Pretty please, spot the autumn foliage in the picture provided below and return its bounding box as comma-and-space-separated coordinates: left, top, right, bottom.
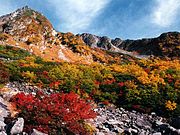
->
0, 61, 10, 84
10, 91, 96, 134
1, 44, 179, 119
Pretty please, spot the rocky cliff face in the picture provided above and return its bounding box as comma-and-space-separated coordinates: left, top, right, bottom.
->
80, 32, 180, 59
80, 33, 123, 52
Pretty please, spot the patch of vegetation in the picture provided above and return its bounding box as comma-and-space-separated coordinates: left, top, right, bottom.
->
5, 54, 180, 118
0, 60, 10, 85
0, 45, 30, 60
0, 44, 179, 135
10, 91, 96, 134
23, 9, 33, 17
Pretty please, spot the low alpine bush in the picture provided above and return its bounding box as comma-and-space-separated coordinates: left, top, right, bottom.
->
10, 91, 97, 134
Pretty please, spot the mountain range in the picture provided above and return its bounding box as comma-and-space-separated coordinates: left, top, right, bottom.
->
0, 6, 179, 64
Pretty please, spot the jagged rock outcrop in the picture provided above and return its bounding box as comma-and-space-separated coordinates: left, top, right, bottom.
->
80, 32, 180, 59
80, 33, 123, 51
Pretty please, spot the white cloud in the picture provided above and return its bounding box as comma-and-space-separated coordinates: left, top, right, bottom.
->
0, 1, 16, 16
151, 0, 180, 27
47, 0, 110, 33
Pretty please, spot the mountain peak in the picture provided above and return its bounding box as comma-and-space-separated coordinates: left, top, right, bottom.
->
16, 5, 31, 12
0, 6, 35, 21
0, 6, 53, 36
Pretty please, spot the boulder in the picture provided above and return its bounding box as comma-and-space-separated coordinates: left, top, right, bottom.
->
10, 118, 24, 134
31, 129, 48, 135
0, 131, 7, 135
153, 132, 162, 135
0, 121, 6, 131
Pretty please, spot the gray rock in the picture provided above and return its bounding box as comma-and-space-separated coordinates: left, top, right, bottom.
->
31, 129, 48, 135
175, 129, 180, 135
116, 127, 124, 133
103, 127, 109, 132
153, 132, 162, 135
95, 132, 104, 135
169, 126, 176, 132
107, 119, 119, 125
10, 118, 24, 134
151, 112, 156, 115
0, 121, 6, 131
121, 113, 129, 121
83, 104, 171, 134
132, 110, 137, 113
155, 120, 164, 126
0, 131, 7, 135
22, 132, 28, 135
107, 131, 116, 135
96, 116, 106, 123
0, 97, 10, 119
97, 124, 103, 129
129, 128, 138, 133
136, 117, 151, 129
139, 130, 147, 135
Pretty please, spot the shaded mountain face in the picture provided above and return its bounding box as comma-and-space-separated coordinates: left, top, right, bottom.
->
80, 32, 180, 59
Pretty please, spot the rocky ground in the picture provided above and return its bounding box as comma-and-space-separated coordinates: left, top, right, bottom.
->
0, 82, 180, 135
90, 105, 180, 135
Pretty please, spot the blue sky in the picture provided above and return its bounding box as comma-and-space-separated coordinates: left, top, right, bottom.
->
0, 0, 180, 39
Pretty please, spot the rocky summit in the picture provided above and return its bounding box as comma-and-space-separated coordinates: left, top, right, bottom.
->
0, 6, 180, 135
0, 6, 133, 64
80, 32, 180, 59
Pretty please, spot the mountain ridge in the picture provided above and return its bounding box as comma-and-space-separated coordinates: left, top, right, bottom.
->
80, 31, 180, 59
0, 6, 179, 64
0, 6, 137, 64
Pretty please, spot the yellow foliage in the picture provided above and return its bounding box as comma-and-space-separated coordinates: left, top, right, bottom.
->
124, 80, 138, 89
26, 35, 42, 44
174, 80, 180, 89
0, 33, 10, 40
109, 59, 180, 87
18, 56, 41, 68
165, 100, 177, 111
22, 71, 36, 82
84, 123, 96, 135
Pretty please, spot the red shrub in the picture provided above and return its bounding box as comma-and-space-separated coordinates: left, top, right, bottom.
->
118, 82, 124, 87
0, 61, 10, 84
103, 79, 116, 85
10, 91, 97, 134
49, 81, 61, 89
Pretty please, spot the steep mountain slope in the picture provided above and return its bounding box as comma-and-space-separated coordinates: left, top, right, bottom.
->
0, 6, 135, 64
80, 32, 180, 59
